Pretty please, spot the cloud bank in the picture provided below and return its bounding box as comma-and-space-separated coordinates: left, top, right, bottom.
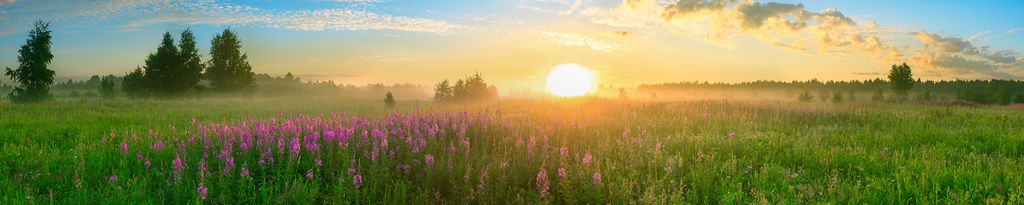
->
0, 0, 473, 35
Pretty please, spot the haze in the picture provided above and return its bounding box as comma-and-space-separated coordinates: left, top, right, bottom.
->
1, 0, 1023, 94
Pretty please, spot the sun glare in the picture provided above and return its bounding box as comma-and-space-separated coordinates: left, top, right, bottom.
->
546, 64, 593, 97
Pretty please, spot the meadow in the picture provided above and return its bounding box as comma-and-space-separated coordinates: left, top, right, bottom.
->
1, 98, 1023, 204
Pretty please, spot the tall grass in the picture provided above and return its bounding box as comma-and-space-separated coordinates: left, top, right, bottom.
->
1, 99, 1022, 204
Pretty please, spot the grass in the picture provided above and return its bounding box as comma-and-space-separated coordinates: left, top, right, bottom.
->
1, 98, 1023, 204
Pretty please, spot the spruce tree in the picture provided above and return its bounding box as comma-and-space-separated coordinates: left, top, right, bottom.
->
178, 28, 205, 97
4, 20, 55, 103
144, 32, 180, 99
206, 28, 256, 95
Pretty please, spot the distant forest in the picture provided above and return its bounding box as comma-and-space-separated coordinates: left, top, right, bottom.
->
633, 78, 1024, 104
0, 72, 432, 100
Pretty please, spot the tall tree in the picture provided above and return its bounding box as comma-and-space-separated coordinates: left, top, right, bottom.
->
122, 66, 148, 99
100, 75, 117, 99
996, 87, 1011, 105
206, 28, 256, 94
887, 62, 914, 100
433, 79, 452, 102
4, 20, 55, 103
144, 32, 180, 99
178, 28, 205, 97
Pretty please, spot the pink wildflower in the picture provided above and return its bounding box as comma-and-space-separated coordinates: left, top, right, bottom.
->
119, 142, 128, 155
558, 168, 566, 178
353, 174, 363, 189
665, 166, 672, 173
197, 182, 208, 200
592, 172, 602, 185
582, 153, 593, 166
424, 154, 434, 166
306, 171, 313, 179
536, 169, 550, 198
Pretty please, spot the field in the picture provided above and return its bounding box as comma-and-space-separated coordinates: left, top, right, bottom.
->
2, 98, 1023, 204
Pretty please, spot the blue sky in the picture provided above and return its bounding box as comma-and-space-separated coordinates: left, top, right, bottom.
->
1, 0, 1022, 90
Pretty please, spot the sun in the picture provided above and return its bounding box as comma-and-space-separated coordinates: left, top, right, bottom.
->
546, 64, 594, 97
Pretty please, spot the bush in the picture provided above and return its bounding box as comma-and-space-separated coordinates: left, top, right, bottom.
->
384, 91, 396, 108
831, 91, 843, 103
797, 90, 813, 102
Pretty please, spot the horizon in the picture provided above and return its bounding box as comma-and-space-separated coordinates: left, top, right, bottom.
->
2, 0, 1023, 92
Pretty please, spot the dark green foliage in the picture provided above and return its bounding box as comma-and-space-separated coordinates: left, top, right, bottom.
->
206, 28, 256, 95
4, 20, 55, 103
797, 90, 813, 102
83, 89, 98, 98
52, 75, 122, 91
888, 62, 915, 100
1015, 91, 1024, 104
178, 28, 205, 93
433, 79, 452, 102
122, 66, 148, 99
99, 75, 117, 99
915, 88, 932, 101
384, 91, 396, 108
954, 87, 962, 100
130, 29, 205, 100
872, 87, 884, 101
831, 91, 843, 103
996, 87, 1011, 105
143, 32, 180, 99
432, 73, 498, 103
817, 89, 830, 102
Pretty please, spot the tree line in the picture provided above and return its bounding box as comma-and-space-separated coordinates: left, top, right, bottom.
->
638, 63, 1024, 105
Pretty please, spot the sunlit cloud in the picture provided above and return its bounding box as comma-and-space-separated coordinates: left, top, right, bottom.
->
849, 72, 882, 75
359, 55, 421, 62
482, 62, 524, 66
598, 30, 638, 37
1007, 28, 1024, 34
532, 30, 628, 52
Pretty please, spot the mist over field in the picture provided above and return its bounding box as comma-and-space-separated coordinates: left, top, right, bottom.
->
3, 0, 1024, 204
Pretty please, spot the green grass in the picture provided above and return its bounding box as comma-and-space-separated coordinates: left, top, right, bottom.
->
1, 98, 1023, 204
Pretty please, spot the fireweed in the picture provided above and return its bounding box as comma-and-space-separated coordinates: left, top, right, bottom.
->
10, 100, 1023, 204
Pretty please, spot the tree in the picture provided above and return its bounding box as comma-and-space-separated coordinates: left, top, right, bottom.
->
872, 87, 884, 101
143, 32, 180, 99
797, 89, 813, 102
432, 73, 497, 103
100, 75, 117, 99
178, 28, 205, 97
1015, 91, 1024, 104
818, 89, 830, 102
915, 88, 932, 101
433, 79, 453, 102
384, 91, 396, 108
847, 91, 855, 102
122, 66, 148, 99
954, 87, 963, 100
831, 91, 844, 103
996, 87, 1011, 105
4, 20, 55, 103
618, 88, 628, 100
207, 28, 256, 95
887, 62, 914, 100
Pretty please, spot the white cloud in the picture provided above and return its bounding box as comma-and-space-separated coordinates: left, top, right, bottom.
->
532, 30, 628, 52
0, 0, 474, 35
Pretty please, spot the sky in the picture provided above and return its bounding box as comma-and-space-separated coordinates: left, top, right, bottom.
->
1, 0, 1023, 92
